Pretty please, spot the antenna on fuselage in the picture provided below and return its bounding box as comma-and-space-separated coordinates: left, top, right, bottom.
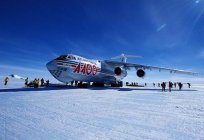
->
111, 53, 142, 63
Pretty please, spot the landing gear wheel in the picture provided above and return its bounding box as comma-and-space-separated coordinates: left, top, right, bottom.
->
77, 82, 88, 88
92, 82, 104, 87
119, 81, 123, 87
111, 81, 123, 87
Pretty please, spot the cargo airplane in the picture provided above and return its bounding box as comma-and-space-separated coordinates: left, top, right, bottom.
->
46, 54, 197, 87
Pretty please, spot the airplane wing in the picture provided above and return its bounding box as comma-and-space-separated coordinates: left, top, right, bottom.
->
104, 60, 198, 75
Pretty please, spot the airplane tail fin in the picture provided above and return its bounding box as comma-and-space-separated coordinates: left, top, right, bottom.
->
111, 53, 142, 63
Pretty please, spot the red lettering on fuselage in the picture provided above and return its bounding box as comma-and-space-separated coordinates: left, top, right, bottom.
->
81, 64, 86, 74
73, 63, 97, 76
86, 64, 92, 75
92, 65, 97, 75
73, 63, 81, 73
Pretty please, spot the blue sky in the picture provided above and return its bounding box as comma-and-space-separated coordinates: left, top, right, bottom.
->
0, 0, 204, 82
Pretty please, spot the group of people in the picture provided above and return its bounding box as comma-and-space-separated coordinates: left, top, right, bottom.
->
125, 81, 191, 92
3, 76, 49, 88
161, 82, 186, 92
3, 76, 192, 91
144, 81, 191, 92
126, 82, 139, 86
161, 81, 173, 92
25, 78, 49, 88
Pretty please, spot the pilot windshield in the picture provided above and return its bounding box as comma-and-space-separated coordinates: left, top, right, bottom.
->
55, 55, 67, 60
55, 55, 76, 60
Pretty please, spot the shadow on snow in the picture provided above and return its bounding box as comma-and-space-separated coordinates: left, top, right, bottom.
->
0, 84, 197, 93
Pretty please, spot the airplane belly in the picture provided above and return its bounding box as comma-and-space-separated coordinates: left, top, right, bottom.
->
68, 71, 103, 82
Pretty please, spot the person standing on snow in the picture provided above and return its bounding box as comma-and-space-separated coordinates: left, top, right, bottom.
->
161, 82, 166, 92
169, 81, 173, 92
41, 78, 44, 86
25, 77, 29, 87
4, 77, 9, 85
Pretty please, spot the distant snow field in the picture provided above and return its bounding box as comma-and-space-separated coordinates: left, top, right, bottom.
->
0, 81, 204, 140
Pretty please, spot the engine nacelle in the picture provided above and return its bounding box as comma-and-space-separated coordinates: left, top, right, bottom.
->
114, 67, 127, 77
114, 67, 122, 75
137, 69, 145, 78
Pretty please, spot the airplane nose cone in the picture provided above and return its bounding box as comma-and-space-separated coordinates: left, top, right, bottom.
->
46, 60, 57, 71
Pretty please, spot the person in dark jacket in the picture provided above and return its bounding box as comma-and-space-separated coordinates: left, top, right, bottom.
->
25, 78, 28, 87
174, 83, 177, 88
45, 80, 49, 87
41, 78, 44, 86
187, 83, 191, 88
169, 81, 173, 92
161, 82, 166, 92
4, 77, 9, 85
178, 82, 183, 90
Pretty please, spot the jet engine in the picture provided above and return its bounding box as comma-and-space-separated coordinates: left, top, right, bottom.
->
114, 67, 127, 77
136, 69, 145, 78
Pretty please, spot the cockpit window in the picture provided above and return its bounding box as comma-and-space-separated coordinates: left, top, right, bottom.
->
55, 55, 76, 60
67, 55, 76, 60
60, 55, 67, 59
55, 55, 67, 60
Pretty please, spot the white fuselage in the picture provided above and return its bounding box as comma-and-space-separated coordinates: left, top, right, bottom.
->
46, 54, 127, 83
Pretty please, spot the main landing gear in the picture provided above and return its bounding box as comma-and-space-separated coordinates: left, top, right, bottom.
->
110, 81, 123, 87
77, 81, 89, 88
76, 81, 123, 88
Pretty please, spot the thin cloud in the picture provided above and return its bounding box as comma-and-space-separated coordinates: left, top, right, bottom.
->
198, 49, 204, 59
195, 0, 200, 4
66, 39, 106, 59
157, 24, 167, 32
201, 50, 204, 58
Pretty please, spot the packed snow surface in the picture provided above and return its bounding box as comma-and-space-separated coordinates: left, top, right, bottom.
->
0, 81, 204, 140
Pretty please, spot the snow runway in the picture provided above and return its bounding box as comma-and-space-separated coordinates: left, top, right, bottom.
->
0, 84, 204, 140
